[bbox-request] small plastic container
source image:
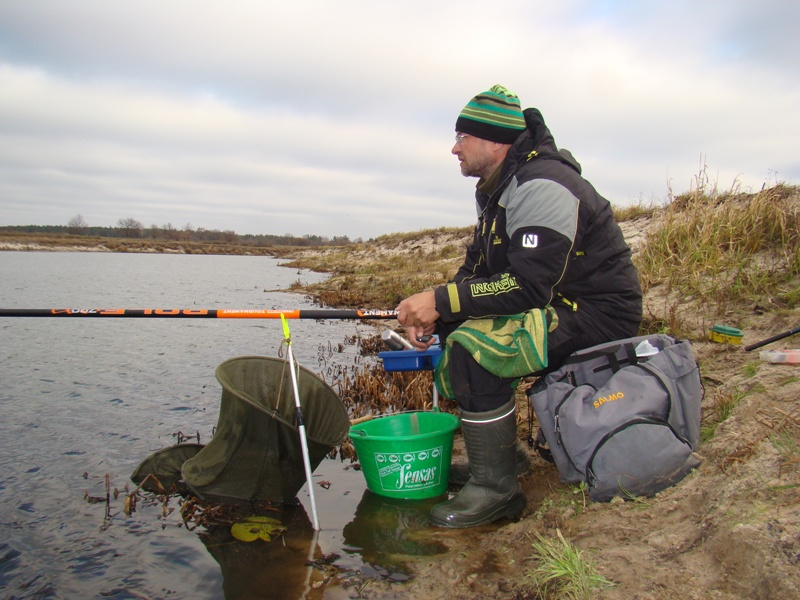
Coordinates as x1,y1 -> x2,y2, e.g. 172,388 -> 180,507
759,349 -> 800,364
378,346 -> 442,372
708,325 -> 743,345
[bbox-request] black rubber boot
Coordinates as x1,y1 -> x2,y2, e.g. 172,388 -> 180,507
430,400 -> 526,528
448,439 -> 532,486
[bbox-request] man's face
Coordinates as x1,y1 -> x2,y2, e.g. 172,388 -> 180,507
451,133 -> 501,179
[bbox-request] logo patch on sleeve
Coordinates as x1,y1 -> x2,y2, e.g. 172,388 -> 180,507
522,233 -> 539,248
470,274 -> 520,297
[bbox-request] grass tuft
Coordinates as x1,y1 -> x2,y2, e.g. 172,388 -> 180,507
612,200 -> 659,223
523,528 -> 614,599
700,385 -> 746,442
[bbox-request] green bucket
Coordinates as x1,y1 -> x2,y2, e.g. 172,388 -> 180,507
349,411 -> 460,500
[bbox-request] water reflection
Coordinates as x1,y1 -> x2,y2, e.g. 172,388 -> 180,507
342,489 -> 449,579
188,488 -> 452,599
199,504 -> 321,600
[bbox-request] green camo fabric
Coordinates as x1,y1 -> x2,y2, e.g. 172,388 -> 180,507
434,308 -> 553,399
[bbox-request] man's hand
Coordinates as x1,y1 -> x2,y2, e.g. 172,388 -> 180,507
405,325 -> 436,350
396,291 -> 439,349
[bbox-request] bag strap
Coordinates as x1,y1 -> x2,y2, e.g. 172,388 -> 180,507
560,342 -> 641,378
534,428 -> 554,463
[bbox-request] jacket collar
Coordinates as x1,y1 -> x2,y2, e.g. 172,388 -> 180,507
503,107 -> 583,176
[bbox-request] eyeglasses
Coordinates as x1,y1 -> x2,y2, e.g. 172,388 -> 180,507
454,132 -> 470,146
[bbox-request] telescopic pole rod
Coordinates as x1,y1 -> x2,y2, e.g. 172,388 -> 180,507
0,308 -> 397,319
743,325 -> 800,352
280,314 -> 320,531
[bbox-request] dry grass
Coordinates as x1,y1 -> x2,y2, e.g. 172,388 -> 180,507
700,385 -> 747,442
612,201 -> 660,223
635,184 -> 800,314
279,226 -> 472,308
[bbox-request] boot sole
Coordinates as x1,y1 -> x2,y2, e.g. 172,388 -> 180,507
430,495 -> 526,529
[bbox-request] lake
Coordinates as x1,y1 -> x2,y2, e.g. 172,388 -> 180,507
0,251 -> 447,599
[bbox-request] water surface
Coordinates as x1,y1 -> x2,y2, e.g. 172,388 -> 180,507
0,251 -> 446,599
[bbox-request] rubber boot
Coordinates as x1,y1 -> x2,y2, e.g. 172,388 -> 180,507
430,400 -> 526,528
448,439 -> 532,486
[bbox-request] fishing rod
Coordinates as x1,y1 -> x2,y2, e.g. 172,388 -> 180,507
743,325 -> 800,352
0,308 -> 398,319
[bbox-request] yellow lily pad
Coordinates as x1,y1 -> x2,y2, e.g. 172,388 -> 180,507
231,516 -> 286,543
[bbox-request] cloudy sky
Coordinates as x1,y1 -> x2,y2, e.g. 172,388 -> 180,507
1,1 -> 798,240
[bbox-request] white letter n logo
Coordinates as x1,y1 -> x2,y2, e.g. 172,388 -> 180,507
523,233 -> 539,248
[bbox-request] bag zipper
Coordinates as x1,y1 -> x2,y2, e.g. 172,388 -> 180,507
585,417 -> 692,485
553,385 -> 596,475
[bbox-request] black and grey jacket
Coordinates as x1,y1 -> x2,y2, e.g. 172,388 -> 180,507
434,107 -> 642,329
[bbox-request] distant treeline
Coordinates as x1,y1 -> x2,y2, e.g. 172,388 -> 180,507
0,223 -> 355,248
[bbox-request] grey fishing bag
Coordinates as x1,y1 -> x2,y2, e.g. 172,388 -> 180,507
528,334 -> 702,502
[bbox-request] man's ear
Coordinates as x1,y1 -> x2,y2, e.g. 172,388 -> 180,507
491,142 -> 512,158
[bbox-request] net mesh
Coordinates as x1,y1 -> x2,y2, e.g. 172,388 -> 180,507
132,355 -> 349,504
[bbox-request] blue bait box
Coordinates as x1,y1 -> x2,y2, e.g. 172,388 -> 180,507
378,346 -> 442,372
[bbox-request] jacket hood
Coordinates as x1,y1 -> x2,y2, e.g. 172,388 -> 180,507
506,108 -> 582,175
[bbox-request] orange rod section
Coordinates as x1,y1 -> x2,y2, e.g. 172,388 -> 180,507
216,309 -> 301,319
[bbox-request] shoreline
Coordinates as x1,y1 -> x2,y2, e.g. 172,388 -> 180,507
0,240 -> 279,256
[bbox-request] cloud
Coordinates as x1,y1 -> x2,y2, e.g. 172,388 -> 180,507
0,1 -> 797,238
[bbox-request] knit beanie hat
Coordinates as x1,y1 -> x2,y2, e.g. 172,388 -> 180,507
455,85 -> 526,144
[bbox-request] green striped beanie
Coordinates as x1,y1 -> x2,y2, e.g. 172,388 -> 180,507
455,85 -> 526,144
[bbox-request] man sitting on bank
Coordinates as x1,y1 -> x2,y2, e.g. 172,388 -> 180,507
396,85 -> 642,528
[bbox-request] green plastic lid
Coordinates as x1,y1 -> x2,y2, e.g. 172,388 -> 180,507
711,325 -> 743,337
